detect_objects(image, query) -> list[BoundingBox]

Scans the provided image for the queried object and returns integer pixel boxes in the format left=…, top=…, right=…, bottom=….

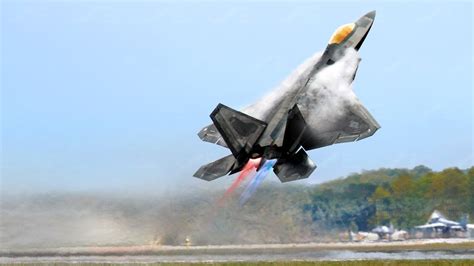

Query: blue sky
left=1, top=1, right=472, bottom=193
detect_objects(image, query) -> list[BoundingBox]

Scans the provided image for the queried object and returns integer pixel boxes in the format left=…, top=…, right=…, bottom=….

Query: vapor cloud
left=242, top=51, right=323, bottom=120
left=243, top=48, right=361, bottom=132
left=302, top=48, right=361, bottom=131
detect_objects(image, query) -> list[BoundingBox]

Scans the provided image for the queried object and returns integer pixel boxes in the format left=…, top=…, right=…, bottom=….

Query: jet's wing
left=438, top=218, right=460, bottom=226
left=297, top=99, right=380, bottom=151
left=415, top=222, right=447, bottom=229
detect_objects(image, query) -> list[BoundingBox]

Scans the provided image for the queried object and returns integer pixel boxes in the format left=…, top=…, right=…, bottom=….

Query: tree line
left=304, top=165, right=474, bottom=232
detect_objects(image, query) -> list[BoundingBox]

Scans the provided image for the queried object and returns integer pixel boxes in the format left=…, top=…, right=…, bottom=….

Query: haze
left=1, top=1, right=472, bottom=194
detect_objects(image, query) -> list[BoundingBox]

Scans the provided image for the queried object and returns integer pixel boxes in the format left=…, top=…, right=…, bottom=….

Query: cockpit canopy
left=328, top=23, right=355, bottom=44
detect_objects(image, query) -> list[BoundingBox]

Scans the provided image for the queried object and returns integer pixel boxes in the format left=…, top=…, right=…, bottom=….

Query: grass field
left=5, top=260, right=474, bottom=266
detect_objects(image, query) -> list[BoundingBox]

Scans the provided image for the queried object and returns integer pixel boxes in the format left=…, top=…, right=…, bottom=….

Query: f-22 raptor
left=415, top=211, right=471, bottom=232
left=194, top=11, right=380, bottom=183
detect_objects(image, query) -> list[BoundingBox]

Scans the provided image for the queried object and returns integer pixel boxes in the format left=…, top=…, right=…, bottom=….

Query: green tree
left=370, top=186, right=391, bottom=226
left=467, top=167, right=474, bottom=218
left=428, top=168, right=468, bottom=219
left=390, top=174, right=426, bottom=228
left=391, top=174, right=414, bottom=198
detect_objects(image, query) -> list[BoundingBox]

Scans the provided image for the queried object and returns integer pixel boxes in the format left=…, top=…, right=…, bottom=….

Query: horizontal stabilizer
left=193, top=154, right=236, bottom=181
left=273, top=149, right=316, bottom=182
left=211, top=104, right=267, bottom=158
left=197, top=124, right=228, bottom=148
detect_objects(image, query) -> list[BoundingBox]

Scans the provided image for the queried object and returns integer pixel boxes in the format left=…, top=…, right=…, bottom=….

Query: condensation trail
left=217, top=158, right=261, bottom=206
left=239, top=159, right=277, bottom=206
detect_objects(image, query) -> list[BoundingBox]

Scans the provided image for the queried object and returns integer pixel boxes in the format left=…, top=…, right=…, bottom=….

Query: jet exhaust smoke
left=1, top=188, right=315, bottom=248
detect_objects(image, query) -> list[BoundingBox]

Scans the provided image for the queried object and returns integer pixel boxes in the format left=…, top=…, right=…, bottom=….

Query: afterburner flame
left=239, top=159, right=277, bottom=206
left=217, top=158, right=261, bottom=206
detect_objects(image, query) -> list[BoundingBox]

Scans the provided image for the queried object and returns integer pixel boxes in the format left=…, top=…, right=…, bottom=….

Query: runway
left=2, top=239, right=473, bottom=264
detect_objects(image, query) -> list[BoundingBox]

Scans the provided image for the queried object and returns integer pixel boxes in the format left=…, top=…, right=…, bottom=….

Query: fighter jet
left=194, top=11, right=380, bottom=182
left=415, top=210, right=469, bottom=232
left=372, top=224, right=394, bottom=238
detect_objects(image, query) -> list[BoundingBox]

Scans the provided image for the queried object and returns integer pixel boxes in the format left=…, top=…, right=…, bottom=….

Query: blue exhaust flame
left=239, top=159, right=277, bottom=206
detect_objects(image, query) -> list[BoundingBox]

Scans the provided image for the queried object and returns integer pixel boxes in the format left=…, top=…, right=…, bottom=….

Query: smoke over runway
left=0, top=187, right=313, bottom=250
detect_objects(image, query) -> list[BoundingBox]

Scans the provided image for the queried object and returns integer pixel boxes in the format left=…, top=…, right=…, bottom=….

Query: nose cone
left=346, top=10, right=376, bottom=50
left=365, top=10, right=376, bottom=20
left=356, top=10, right=376, bottom=27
